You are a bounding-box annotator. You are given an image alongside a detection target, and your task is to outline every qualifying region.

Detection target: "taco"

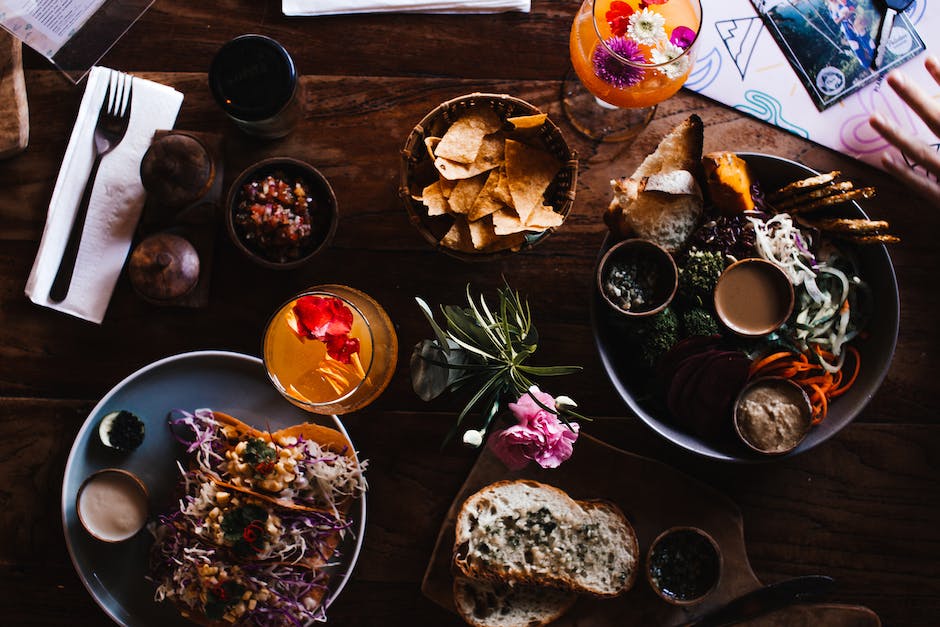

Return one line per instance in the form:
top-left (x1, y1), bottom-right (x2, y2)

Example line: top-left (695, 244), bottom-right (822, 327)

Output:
top-left (175, 469), bottom-right (350, 566)
top-left (151, 521), bottom-right (331, 626)
top-left (169, 408), bottom-right (365, 518)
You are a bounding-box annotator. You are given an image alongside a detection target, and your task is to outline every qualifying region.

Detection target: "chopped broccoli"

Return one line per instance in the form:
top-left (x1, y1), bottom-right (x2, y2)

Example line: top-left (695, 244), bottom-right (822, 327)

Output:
top-left (630, 307), bottom-right (679, 366)
top-left (681, 307), bottom-right (721, 338)
top-left (678, 250), bottom-right (727, 307)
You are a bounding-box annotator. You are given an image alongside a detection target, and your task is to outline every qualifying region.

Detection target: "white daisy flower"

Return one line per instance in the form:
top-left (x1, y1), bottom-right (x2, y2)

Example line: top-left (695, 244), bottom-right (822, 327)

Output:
top-left (651, 40), bottom-right (690, 79)
top-left (627, 8), bottom-right (667, 47)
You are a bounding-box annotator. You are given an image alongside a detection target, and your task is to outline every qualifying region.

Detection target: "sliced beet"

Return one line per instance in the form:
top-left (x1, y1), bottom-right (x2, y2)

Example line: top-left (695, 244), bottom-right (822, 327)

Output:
top-left (667, 351), bottom-right (718, 423)
top-left (691, 351), bottom-right (751, 437)
top-left (657, 335), bottom-right (723, 388)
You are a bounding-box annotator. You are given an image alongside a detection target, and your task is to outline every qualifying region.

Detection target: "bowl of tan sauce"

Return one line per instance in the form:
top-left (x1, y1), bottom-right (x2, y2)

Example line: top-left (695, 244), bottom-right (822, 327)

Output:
top-left (734, 378), bottom-right (813, 455)
top-left (76, 469), bottom-right (149, 542)
top-left (713, 258), bottom-right (794, 337)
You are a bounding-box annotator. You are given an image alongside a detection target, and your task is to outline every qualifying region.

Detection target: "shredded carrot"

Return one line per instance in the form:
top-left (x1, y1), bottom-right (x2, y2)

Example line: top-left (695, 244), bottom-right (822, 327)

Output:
top-left (749, 344), bottom-right (862, 424)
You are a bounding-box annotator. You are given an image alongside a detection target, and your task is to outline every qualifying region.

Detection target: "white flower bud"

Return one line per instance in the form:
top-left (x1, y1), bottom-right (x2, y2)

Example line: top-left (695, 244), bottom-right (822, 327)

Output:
top-left (462, 429), bottom-right (484, 448)
top-left (555, 395), bottom-right (578, 410)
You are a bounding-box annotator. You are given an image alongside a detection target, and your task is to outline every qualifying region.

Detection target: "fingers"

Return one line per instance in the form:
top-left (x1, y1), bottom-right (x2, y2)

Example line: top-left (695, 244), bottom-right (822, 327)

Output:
top-left (885, 70), bottom-right (940, 139)
top-left (926, 55), bottom-right (940, 88)
top-left (870, 112), bottom-right (940, 179)
top-left (881, 151), bottom-right (940, 210)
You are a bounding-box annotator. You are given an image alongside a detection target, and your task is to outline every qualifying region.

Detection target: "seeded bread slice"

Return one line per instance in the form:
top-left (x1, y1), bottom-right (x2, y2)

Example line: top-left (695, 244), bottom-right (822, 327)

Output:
top-left (453, 577), bottom-right (576, 627)
top-left (453, 480), bottom-right (639, 597)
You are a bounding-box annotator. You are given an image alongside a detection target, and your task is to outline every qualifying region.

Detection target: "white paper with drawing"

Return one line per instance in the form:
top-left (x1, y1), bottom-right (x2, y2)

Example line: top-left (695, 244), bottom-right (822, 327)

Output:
top-left (0, 0), bottom-right (105, 57)
top-left (685, 0), bottom-right (937, 173)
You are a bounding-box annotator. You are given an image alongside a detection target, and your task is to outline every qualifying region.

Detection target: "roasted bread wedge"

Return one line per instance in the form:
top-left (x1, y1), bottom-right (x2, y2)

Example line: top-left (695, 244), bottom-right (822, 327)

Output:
top-left (607, 115), bottom-right (705, 252)
top-left (453, 480), bottom-right (639, 598)
top-left (453, 577), bottom-right (576, 627)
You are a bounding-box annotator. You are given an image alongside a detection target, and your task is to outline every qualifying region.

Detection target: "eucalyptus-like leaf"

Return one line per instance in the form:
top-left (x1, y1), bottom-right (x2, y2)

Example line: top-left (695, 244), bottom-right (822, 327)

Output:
top-left (517, 365), bottom-right (583, 376)
top-left (410, 340), bottom-right (469, 401)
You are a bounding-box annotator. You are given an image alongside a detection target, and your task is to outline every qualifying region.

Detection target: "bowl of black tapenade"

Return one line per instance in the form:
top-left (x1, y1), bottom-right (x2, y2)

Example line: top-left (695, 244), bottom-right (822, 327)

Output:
top-left (225, 157), bottom-right (337, 269)
top-left (597, 238), bottom-right (678, 318)
top-left (647, 526), bottom-right (721, 605)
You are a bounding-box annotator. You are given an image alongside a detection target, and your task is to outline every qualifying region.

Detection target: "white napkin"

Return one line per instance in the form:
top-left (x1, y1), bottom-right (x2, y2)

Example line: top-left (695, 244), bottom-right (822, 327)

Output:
top-left (25, 66), bottom-right (184, 324)
top-left (283, 0), bottom-right (530, 16)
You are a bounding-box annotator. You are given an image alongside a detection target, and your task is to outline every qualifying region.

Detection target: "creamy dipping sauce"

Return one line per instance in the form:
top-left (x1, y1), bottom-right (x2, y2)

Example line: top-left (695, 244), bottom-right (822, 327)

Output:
top-left (77, 470), bottom-right (148, 542)
top-left (714, 259), bottom-right (793, 336)
top-left (735, 379), bottom-right (812, 454)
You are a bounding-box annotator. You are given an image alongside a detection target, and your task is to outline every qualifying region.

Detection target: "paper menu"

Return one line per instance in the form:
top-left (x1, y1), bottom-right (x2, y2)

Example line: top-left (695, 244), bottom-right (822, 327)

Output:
top-left (0, 0), bottom-right (105, 57)
top-left (685, 0), bottom-right (938, 173)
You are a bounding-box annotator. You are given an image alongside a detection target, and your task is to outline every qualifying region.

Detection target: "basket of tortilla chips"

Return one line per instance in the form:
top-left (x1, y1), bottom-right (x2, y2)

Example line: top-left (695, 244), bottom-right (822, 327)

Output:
top-left (400, 93), bottom-right (578, 260)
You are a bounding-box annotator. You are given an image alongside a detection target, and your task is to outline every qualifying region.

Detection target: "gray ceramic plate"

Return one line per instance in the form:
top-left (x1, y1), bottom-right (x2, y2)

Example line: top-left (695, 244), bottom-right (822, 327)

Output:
top-left (62, 350), bottom-right (366, 625)
top-left (592, 153), bottom-right (899, 462)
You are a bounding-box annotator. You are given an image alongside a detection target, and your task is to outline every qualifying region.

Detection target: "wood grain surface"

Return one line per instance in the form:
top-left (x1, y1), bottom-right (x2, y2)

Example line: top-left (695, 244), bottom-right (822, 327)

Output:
top-left (1, 1), bottom-right (938, 626)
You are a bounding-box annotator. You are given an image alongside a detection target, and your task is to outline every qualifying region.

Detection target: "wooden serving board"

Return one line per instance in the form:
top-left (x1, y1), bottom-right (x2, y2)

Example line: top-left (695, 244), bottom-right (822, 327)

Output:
top-left (0, 31), bottom-right (28, 159)
top-left (422, 435), bottom-right (880, 626)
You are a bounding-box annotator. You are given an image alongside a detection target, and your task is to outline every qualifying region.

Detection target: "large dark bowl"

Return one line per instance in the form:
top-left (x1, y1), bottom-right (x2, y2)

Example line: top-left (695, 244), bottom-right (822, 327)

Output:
top-left (591, 153), bottom-right (899, 462)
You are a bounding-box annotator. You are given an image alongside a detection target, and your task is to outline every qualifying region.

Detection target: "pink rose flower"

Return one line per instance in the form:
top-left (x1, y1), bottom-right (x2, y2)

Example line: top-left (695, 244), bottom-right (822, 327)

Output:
top-left (488, 386), bottom-right (580, 470)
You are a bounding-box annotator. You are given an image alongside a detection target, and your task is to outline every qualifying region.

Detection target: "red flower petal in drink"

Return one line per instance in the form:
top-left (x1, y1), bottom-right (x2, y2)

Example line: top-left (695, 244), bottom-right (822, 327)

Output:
top-left (291, 296), bottom-right (353, 340)
top-left (605, 1), bottom-right (634, 37)
top-left (325, 334), bottom-right (361, 364)
top-left (640, 0), bottom-right (668, 7)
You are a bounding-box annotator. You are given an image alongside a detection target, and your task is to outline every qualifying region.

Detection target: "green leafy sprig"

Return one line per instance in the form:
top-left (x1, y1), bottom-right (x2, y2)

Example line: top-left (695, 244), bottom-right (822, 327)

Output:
top-left (411, 284), bottom-right (587, 445)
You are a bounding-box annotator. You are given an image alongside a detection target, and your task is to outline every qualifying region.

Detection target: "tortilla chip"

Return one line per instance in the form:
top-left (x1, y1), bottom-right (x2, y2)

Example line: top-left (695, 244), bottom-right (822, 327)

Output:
top-left (421, 181), bottom-right (449, 216)
top-left (505, 139), bottom-right (561, 223)
top-left (493, 165), bottom-right (513, 206)
top-left (447, 173), bottom-right (488, 215)
top-left (525, 204), bottom-right (564, 230)
top-left (468, 169), bottom-right (506, 221)
top-left (441, 217), bottom-right (474, 252)
top-left (507, 113), bottom-right (547, 129)
top-left (483, 231), bottom-right (527, 252)
top-left (468, 216), bottom-right (500, 250)
top-left (492, 207), bottom-right (528, 235)
top-left (439, 177), bottom-right (456, 199)
top-left (424, 137), bottom-right (441, 161)
top-left (434, 109), bottom-right (502, 164)
top-left (434, 132), bottom-right (505, 180)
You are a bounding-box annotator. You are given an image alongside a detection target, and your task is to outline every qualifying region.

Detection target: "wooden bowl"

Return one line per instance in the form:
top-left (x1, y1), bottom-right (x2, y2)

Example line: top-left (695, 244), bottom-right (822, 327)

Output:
top-left (596, 239), bottom-right (678, 318)
top-left (225, 157), bottom-right (337, 270)
top-left (399, 92), bottom-right (578, 261)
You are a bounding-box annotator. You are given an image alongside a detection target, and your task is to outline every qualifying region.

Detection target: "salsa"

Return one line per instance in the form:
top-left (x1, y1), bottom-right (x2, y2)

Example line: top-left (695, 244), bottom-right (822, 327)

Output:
top-left (233, 174), bottom-right (316, 263)
top-left (648, 528), bottom-right (720, 602)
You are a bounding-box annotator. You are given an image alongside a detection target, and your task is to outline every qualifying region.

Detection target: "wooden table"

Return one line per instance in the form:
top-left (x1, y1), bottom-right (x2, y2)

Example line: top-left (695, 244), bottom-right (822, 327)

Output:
top-left (1, 2), bottom-right (937, 625)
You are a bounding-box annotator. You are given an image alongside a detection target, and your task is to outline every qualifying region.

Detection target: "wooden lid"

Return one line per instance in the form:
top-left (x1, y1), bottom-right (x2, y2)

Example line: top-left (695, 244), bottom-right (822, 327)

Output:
top-left (140, 134), bottom-right (214, 209)
top-left (128, 233), bottom-right (200, 302)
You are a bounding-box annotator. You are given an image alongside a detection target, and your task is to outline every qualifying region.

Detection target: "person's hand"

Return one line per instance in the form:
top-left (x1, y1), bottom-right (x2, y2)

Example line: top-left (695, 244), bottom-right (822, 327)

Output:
top-left (869, 55), bottom-right (940, 208)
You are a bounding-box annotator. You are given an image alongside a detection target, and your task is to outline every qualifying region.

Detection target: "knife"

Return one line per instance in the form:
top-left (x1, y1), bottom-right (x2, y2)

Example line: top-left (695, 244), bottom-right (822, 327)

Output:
top-left (677, 575), bottom-right (835, 627)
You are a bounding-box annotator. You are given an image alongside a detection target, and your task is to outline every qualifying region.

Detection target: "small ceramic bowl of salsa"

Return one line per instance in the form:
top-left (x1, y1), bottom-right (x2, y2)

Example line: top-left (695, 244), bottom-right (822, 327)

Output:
top-left (647, 526), bottom-right (721, 605)
top-left (597, 239), bottom-right (678, 318)
top-left (225, 157), bottom-right (338, 270)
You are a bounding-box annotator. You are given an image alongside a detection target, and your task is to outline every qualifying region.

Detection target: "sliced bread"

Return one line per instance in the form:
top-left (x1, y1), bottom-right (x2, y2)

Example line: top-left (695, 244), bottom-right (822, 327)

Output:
top-left (453, 480), bottom-right (639, 597)
top-left (453, 577), bottom-right (576, 627)
top-left (608, 115), bottom-right (705, 252)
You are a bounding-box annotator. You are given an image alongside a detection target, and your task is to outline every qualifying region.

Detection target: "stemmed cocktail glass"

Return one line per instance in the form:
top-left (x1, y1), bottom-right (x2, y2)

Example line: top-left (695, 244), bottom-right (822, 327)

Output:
top-left (564, 0), bottom-right (703, 142)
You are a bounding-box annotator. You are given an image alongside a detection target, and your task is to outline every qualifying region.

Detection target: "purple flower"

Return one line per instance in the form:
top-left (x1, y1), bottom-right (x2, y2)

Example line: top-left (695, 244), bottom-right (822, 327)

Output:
top-left (670, 26), bottom-right (696, 50)
top-left (592, 37), bottom-right (646, 89)
top-left (488, 386), bottom-right (580, 470)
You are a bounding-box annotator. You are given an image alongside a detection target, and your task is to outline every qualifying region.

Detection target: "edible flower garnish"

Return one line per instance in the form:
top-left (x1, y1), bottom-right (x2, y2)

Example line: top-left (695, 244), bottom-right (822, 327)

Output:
top-left (606, 1), bottom-right (635, 37)
top-left (593, 37), bottom-right (647, 88)
top-left (670, 25), bottom-right (696, 49)
top-left (289, 295), bottom-right (361, 364)
top-left (411, 284), bottom-right (588, 461)
top-left (488, 386), bottom-right (580, 470)
top-left (651, 40), bottom-right (690, 79)
top-left (627, 7), bottom-right (667, 46)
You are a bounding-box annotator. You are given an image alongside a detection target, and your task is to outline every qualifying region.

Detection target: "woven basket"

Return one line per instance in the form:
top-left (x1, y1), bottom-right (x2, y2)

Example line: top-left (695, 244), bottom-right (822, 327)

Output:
top-left (399, 93), bottom-right (579, 262)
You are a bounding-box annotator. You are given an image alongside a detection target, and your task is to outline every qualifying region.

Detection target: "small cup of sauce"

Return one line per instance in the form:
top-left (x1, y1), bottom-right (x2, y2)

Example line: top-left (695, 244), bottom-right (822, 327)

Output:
top-left (734, 377), bottom-right (813, 455)
top-left (647, 526), bottom-right (721, 605)
top-left (76, 469), bottom-right (149, 543)
top-left (713, 258), bottom-right (794, 337)
top-left (597, 239), bottom-right (678, 318)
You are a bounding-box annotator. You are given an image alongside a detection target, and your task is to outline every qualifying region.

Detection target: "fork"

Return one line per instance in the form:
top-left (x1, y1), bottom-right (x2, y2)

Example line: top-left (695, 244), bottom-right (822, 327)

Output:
top-left (49, 71), bottom-right (134, 303)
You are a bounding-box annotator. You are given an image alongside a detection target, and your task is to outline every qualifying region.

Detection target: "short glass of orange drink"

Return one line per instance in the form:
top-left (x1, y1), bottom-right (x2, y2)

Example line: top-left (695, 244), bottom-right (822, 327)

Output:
top-left (263, 285), bottom-right (398, 415)
top-left (565, 0), bottom-right (702, 142)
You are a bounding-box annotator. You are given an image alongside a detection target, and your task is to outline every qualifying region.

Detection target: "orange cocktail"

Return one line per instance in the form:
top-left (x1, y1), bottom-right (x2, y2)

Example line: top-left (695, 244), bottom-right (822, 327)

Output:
top-left (263, 285), bottom-right (397, 415)
top-left (564, 0), bottom-right (702, 141)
